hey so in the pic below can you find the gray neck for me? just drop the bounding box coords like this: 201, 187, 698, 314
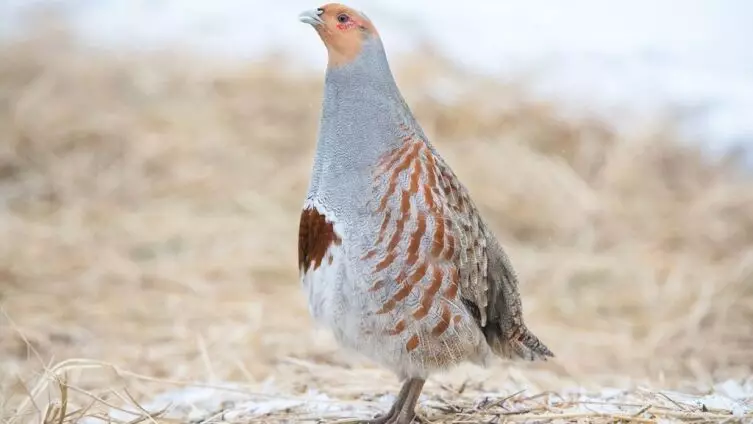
308, 37, 418, 210
324, 37, 400, 99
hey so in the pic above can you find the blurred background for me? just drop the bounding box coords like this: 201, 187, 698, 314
1, 0, 752, 419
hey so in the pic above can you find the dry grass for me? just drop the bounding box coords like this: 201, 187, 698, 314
7, 358, 753, 424
1, 24, 752, 423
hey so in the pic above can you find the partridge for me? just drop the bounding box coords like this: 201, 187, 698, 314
297, 4, 554, 423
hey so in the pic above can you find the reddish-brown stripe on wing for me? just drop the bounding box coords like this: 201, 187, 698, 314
362, 250, 377, 261
378, 178, 398, 212
377, 280, 414, 314
388, 319, 407, 335
406, 213, 426, 266
431, 302, 452, 337
406, 334, 419, 352
376, 209, 392, 244
377, 298, 397, 316
390, 142, 421, 181
377, 141, 412, 171
423, 183, 435, 210
377, 142, 421, 213
374, 252, 395, 272
424, 147, 439, 188
369, 280, 385, 292
431, 212, 445, 257
409, 159, 420, 194
408, 262, 429, 285
400, 188, 411, 215
412, 266, 443, 320
412, 305, 428, 320
444, 268, 459, 299
387, 191, 410, 252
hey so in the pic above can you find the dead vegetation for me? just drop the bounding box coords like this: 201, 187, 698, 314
1, 26, 752, 423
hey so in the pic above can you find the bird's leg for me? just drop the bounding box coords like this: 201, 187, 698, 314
362, 378, 414, 424
391, 378, 424, 424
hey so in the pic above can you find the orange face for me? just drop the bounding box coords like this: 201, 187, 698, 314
299, 3, 378, 67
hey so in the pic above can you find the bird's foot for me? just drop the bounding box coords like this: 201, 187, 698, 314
360, 378, 424, 424
360, 412, 395, 424
360, 410, 415, 424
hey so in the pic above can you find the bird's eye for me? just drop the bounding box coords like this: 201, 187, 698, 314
316, 8, 324, 15
337, 13, 349, 23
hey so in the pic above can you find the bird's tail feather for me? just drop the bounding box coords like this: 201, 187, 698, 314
489, 326, 554, 361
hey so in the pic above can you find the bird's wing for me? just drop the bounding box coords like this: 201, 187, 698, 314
421, 143, 554, 361
359, 123, 481, 352
362, 122, 552, 360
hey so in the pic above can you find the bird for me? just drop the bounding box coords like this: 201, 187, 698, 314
297, 4, 554, 423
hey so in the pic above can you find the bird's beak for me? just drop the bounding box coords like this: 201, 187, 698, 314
298, 9, 324, 26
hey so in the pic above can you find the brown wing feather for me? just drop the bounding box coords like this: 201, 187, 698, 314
429, 149, 554, 361
362, 122, 552, 359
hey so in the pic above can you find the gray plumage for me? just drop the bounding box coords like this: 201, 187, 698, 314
298, 4, 552, 423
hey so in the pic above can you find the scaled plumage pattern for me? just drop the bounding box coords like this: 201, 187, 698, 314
298, 4, 553, 423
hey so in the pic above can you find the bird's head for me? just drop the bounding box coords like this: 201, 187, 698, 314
299, 3, 379, 67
